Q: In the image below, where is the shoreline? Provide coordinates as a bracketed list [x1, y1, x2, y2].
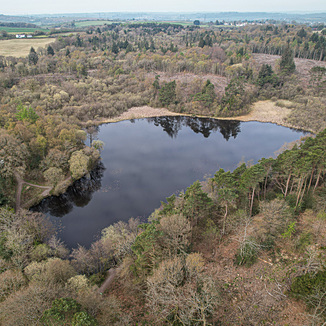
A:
[89, 101, 314, 133]
[25, 100, 313, 210]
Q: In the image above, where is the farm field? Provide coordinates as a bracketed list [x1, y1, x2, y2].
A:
[0, 38, 54, 57]
[0, 26, 49, 34]
[123, 20, 194, 26]
[74, 20, 119, 27]
[74, 20, 213, 28]
[152, 20, 193, 26]
[128, 21, 216, 27]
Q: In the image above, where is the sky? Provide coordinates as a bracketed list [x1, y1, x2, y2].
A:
[1, 0, 326, 15]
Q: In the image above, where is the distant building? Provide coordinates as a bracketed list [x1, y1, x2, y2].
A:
[27, 35, 33, 38]
[16, 34, 26, 38]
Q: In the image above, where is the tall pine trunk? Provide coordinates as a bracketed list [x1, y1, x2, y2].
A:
[249, 187, 255, 217]
[314, 170, 322, 192]
[284, 173, 292, 197]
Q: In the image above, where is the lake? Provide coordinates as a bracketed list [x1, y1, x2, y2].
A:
[32, 116, 307, 248]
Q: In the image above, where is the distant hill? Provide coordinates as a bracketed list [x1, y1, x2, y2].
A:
[0, 22, 39, 28]
[0, 12, 325, 26]
[0, 14, 43, 25]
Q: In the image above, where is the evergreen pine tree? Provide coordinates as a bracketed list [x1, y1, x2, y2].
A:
[257, 64, 278, 87]
[198, 37, 205, 48]
[280, 45, 296, 74]
[47, 45, 54, 56]
[28, 47, 38, 65]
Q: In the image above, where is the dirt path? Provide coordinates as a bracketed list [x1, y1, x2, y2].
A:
[98, 267, 121, 294]
[19, 176, 73, 210]
[22, 186, 52, 210]
[14, 172, 52, 212]
[14, 173, 23, 212]
[24, 181, 52, 189]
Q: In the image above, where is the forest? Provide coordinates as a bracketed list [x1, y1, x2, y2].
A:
[0, 21, 326, 325]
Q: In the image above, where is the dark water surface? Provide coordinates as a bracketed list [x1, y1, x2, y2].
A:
[32, 116, 307, 248]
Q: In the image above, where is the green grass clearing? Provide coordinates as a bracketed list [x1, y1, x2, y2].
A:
[74, 20, 119, 27]
[0, 27, 49, 34]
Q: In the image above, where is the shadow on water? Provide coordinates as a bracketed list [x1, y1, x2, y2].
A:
[148, 116, 241, 140]
[85, 125, 100, 147]
[31, 162, 105, 217]
[30, 116, 307, 249]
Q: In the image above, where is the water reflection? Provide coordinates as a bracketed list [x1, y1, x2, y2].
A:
[150, 116, 182, 138]
[148, 116, 241, 140]
[31, 162, 105, 217]
[85, 125, 100, 146]
[31, 117, 306, 249]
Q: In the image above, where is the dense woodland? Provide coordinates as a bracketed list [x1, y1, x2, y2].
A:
[0, 22, 326, 325]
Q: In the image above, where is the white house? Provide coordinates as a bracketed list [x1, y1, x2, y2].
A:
[16, 34, 26, 38]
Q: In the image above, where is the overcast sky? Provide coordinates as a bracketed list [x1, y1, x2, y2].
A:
[2, 0, 326, 15]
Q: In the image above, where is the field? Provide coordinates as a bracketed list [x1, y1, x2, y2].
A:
[74, 20, 118, 27]
[125, 20, 194, 27]
[0, 27, 49, 34]
[74, 20, 213, 28]
[136, 20, 193, 26]
[0, 38, 55, 57]
[131, 21, 215, 28]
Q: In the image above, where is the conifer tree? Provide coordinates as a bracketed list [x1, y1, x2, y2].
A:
[28, 47, 38, 65]
[280, 44, 296, 74]
[47, 45, 54, 56]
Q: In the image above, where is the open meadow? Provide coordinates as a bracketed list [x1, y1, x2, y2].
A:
[0, 26, 49, 34]
[74, 20, 118, 27]
[0, 38, 54, 57]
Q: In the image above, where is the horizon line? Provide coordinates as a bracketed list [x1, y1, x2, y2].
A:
[1, 10, 326, 17]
